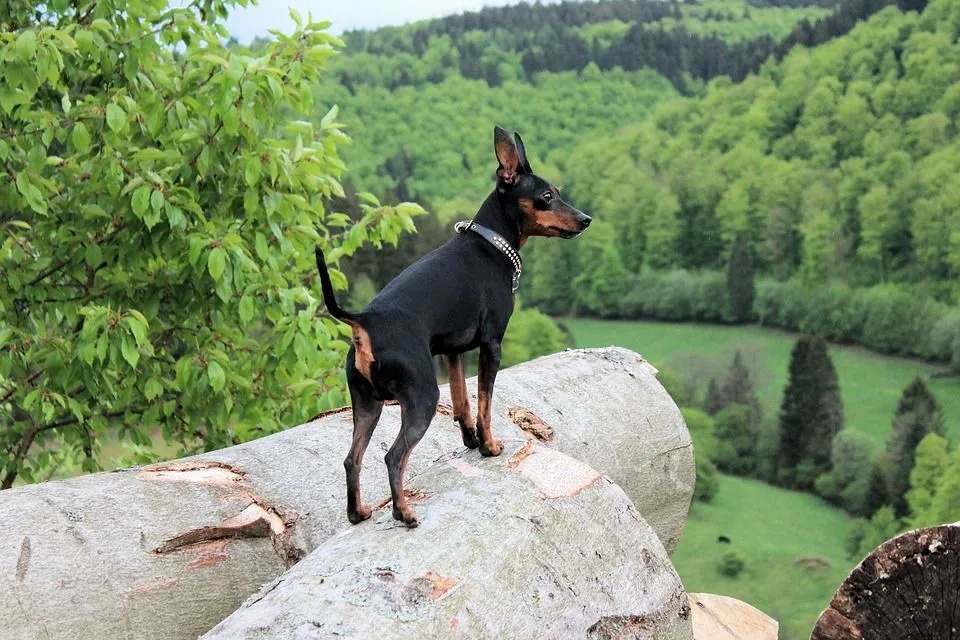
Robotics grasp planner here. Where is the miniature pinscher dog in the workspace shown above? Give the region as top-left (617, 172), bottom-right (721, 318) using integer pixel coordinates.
top-left (315, 127), bottom-right (591, 527)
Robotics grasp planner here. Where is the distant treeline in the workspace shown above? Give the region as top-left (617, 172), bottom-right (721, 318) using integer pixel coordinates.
top-left (335, 0), bottom-right (926, 92)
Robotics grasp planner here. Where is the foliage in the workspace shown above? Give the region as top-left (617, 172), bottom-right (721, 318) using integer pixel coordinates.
top-left (756, 279), bottom-right (960, 369)
top-left (717, 550), bottom-right (747, 577)
top-left (714, 403), bottom-right (761, 475)
top-left (905, 432), bottom-right (949, 525)
top-left (776, 336), bottom-right (843, 489)
top-left (501, 307), bottom-right (569, 368)
top-left (844, 506), bottom-right (903, 560)
top-left (621, 270), bottom-right (732, 322)
top-left (704, 378), bottom-right (725, 415)
top-left (0, 1), bottom-right (422, 487)
top-left (335, 0), bottom-right (835, 92)
top-left (571, 222), bottom-right (630, 316)
top-left (884, 377), bottom-right (945, 515)
top-left (727, 234), bottom-right (755, 323)
top-left (682, 406), bottom-right (721, 502)
top-left (563, 0), bottom-right (960, 307)
top-left (814, 430), bottom-right (875, 515)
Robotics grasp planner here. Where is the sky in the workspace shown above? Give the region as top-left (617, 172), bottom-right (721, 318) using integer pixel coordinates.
top-left (224, 0), bottom-right (556, 42)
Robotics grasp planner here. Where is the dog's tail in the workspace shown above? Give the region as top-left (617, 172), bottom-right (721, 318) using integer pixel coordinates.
top-left (315, 246), bottom-right (357, 324)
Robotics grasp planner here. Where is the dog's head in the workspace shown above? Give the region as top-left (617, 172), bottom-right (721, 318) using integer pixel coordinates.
top-left (493, 126), bottom-right (591, 244)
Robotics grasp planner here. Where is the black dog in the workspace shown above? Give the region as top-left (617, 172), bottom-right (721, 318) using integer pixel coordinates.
top-left (315, 127), bottom-right (591, 527)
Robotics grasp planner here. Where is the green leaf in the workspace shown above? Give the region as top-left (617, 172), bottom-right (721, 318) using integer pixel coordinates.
top-left (106, 103), bottom-right (126, 132)
top-left (165, 203), bottom-right (186, 229)
top-left (125, 315), bottom-right (148, 347)
top-left (208, 247), bottom-right (227, 281)
top-left (120, 336), bottom-right (140, 369)
top-left (207, 361), bottom-right (225, 393)
top-left (15, 30), bottom-right (37, 60)
top-left (239, 294), bottom-right (255, 324)
top-left (244, 156), bottom-right (261, 187)
top-left (61, 93), bottom-right (72, 115)
top-left (84, 243), bottom-right (102, 267)
top-left (144, 377), bottom-right (163, 401)
top-left (150, 189), bottom-right (165, 214)
top-left (132, 186), bottom-right (151, 217)
top-left (320, 104), bottom-right (339, 129)
top-left (255, 233), bottom-right (270, 261)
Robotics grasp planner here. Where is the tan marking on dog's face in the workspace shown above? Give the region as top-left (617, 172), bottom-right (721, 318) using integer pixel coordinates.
top-left (518, 194), bottom-right (587, 244)
top-left (351, 325), bottom-right (375, 383)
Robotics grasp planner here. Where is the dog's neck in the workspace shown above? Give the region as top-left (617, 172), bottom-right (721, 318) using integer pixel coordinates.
top-left (473, 191), bottom-right (523, 251)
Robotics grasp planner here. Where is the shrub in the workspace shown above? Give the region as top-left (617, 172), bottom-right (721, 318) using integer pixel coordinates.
top-left (928, 309), bottom-right (960, 364)
top-left (845, 507), bottom-right (904, 560)
top-left (501, 308), bottom-right (568, 367)
top-left (694, 456), bottom-right (720, 503)
top-left (622, 270), bottom-right (730, 322)
top-left (814, 430), bottom-right (875, 516)
top-left (717, 551), bottom-right (746, 577)
top-left (714, 404), bottom-right (760, 475)
top-left (681, 407), bottom-right (720, 502)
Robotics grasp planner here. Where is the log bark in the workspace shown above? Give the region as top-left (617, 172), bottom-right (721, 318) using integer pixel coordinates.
top-left (202, 439), bottom-right (693, 640)
top-left (688, 593), bottom-right (777, 640)
top-left (0, 347), bottom-right (693, 640)
top-left (811, 522), bottom-right (960, 640)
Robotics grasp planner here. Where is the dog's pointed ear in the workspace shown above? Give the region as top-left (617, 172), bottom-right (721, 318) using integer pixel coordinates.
top-left (514, 131), bottom-right (532, 174)
top-left (494, 125), bottom-right (521, 185)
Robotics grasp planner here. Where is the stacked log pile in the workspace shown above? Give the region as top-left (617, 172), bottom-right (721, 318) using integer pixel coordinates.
top-left (1, 348), bottom-right (780, 639)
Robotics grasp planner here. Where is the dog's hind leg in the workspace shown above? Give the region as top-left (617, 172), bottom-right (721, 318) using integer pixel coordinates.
top-left (344, 368), bottom-right (383, 525)
top-left (446, 353), bottom-right (480, 449)
top-left (385, 380), bottom-right (439, 527)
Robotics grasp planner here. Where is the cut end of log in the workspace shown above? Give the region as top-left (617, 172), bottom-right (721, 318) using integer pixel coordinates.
top-left (812, 522), bottom-right (960, 640)
top-left (688, 593), bottom-right (777, 640)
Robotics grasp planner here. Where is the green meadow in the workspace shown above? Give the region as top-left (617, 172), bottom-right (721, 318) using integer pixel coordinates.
top-left (564, 318), bottom-right (960, 448)
top-left (674, 474), bottom-right (853, 640)
top-left (565, 317), bottom-right (960, 639)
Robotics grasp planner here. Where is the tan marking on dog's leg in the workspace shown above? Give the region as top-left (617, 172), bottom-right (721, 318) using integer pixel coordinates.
top-left (447, 354), bottom-right (479, 448)
top-left (476, 343), bottom-right (503, 457)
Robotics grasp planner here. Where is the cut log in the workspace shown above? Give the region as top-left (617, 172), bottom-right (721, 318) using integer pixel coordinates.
top-left (811, 522), bottom-right (960, 640)
top-left (688, 593), bottom-right (778, 640)
top-left (203, 439), bottom-right (694, 640)
top-left (0, 347), bottom-right (693, 640)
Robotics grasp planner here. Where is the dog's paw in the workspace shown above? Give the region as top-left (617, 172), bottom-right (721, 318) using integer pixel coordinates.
top-left (462, 429), bottom-right (481, 449)
top-left (480, 438), bottom-right (503, 457)
top-left (392, 506), bottom-right (421, 528)
top-left (348, 504), bottom-right (373, 524)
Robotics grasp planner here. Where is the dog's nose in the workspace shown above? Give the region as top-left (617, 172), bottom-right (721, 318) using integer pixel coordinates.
top-left (578, 214), bottom-right (592, 228)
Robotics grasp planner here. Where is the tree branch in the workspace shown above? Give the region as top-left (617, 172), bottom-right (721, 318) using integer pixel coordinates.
top-left (0, 370), bottom-right (42, 405)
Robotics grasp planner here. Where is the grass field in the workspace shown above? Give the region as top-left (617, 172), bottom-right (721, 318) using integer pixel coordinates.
top-left (564, 317), bottom-right (960, 639)
top-left (564, 318), bottom-right (960, 448)
top-left (674, 474), bottom-right (853, 640)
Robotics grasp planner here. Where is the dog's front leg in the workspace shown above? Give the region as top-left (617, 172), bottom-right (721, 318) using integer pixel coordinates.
top-left (476, 341), bottom-right (503, 457)
top-left (447, 353), bottom-right (481, 449)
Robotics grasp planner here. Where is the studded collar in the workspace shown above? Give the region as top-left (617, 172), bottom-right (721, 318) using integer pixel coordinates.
top-left (454, 220), bottom-right (523, 292)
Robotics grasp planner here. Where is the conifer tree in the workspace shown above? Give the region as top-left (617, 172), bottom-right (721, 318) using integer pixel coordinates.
top-left (776, 336), bottom-right (843, 489)
top-left (886, 377), bottom-right (945, 515)
top-left (727, 234), bottom-right (755, 323)
top-left (704, 377), bottom-right (725, 415)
